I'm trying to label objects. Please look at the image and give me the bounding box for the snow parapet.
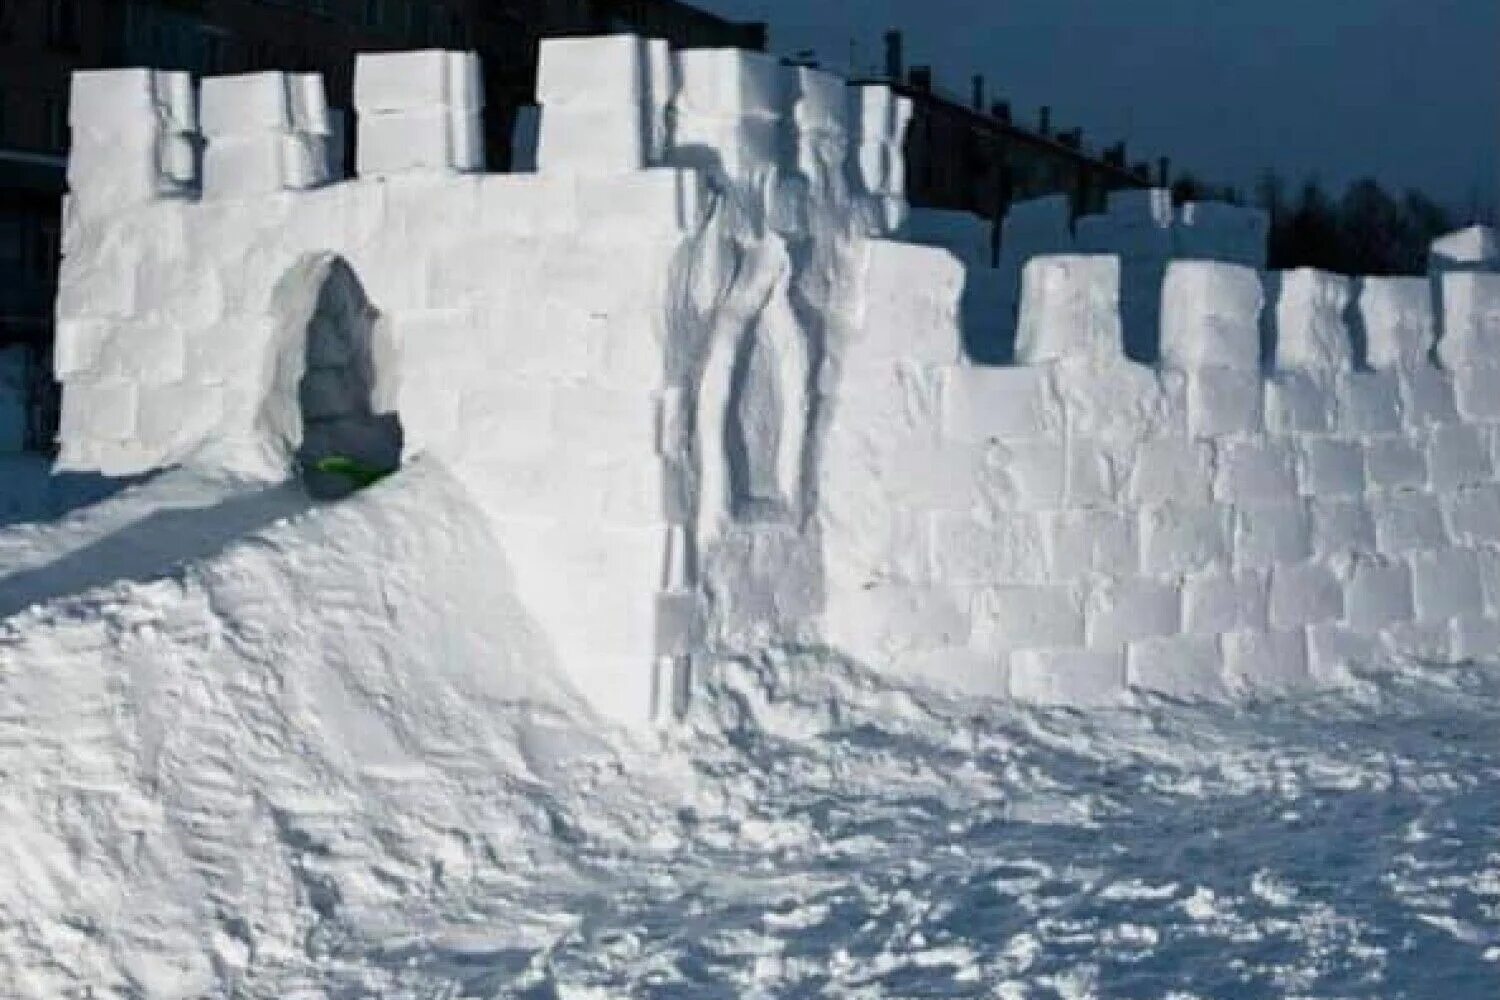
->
[51,36,1500,725]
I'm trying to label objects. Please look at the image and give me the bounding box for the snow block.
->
[930,513,1049,585]
[1139,503,1233,576]
[1453,364,1500,422]
[1039,509,1137,581]
[201,72,293,135]
[1444,485,1500,546]
[971,585,1084,650]
[1214,440,1298,504]
[1014,256,1123,364]
[1010,648,1128,708]
[1427,424,1491,490]
[1128,634,1228,701]
[1265,371,1333,434]
[1085,578,1180,650]
[830,584,971,658]
[1365,437,1427,492]
[1272,269,1354,373]
[1223,628,1311,696]
[1158,261,1263,371]
[68,67,196,137]
[793,66,850,134]
[1268,562,1343,628]
[1409,547,1484,624]
[1185,366,1263,438]
[1437,272,1500,369]
[1398,367,1459,428]
[942,365,1062,443]
[1183,571,1269,635]
[1306,623,1380,684]
[850,85,913,144]
[1296,438,1364,497]
[1334,370,1403,435]
[1234,503,1312,570]
[676,48,791,120]
[67,69,198,208]
[1451,614,1500,661]
[1310,499,1377,557]
[354,49,483,113]
[1054,363,1184,445]
[1370,493,1447,553]
[1128,439,1214,505]
[1430,226,1499,273]
[1358,276,1435,370]
[856,242,964,365]
[357,107,483,176]
[1343,556,1414,633]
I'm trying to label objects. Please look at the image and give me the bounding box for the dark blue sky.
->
[704,0,1497,214]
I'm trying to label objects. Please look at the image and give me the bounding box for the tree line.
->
[1170,172,1492,276]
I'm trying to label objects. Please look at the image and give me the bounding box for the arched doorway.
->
[264,255,402,499]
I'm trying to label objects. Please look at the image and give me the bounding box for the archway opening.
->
[293,259,403,500]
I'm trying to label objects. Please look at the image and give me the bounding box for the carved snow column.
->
[66,69,198,218]
[200,72,337,198]
[849,84,913,235]
[535,35,674,175]
[354,49,484,176]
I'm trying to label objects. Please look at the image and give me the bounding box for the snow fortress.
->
[53,38,1500,726]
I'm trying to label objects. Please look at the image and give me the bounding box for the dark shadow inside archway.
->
[294,260,403,500]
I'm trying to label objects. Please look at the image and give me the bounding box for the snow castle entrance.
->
[267,254,403,499]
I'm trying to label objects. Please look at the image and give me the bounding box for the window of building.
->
[46,0,81,49]
[362,0,384,29]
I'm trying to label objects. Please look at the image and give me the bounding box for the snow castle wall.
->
[52,41,910,728]
[819,244,1500,705]
[50,37,1500,725]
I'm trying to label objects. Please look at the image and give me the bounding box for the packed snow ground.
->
[1,462,1497,998]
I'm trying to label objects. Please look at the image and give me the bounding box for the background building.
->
[854,31,1167,264]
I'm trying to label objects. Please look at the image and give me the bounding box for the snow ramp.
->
[0,459,604,996]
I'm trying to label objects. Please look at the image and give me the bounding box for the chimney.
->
[990,100,1011,124]
[909,65,932,91]
[1038,106,1052,135]
[1158,156,1171,186]
[971,74,985,111]
[884,30,903,80]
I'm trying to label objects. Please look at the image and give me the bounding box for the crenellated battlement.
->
[51,36,1500,726]
[63,42,911,220]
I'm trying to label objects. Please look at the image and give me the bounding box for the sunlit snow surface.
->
[0,461,1497,998]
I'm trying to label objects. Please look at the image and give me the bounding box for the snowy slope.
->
[1,462,1498,997]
